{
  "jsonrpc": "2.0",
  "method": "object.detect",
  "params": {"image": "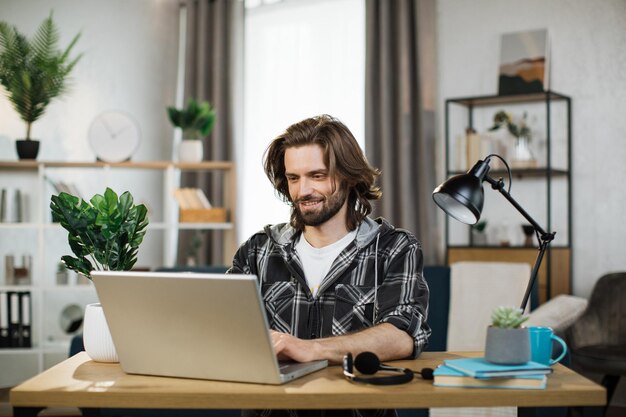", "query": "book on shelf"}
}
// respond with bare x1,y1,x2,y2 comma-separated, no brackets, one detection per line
433,365,547,389
0,290,32,349
0,291,8,347
443,357,552,378
46,176,81,198
173,188,212,210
